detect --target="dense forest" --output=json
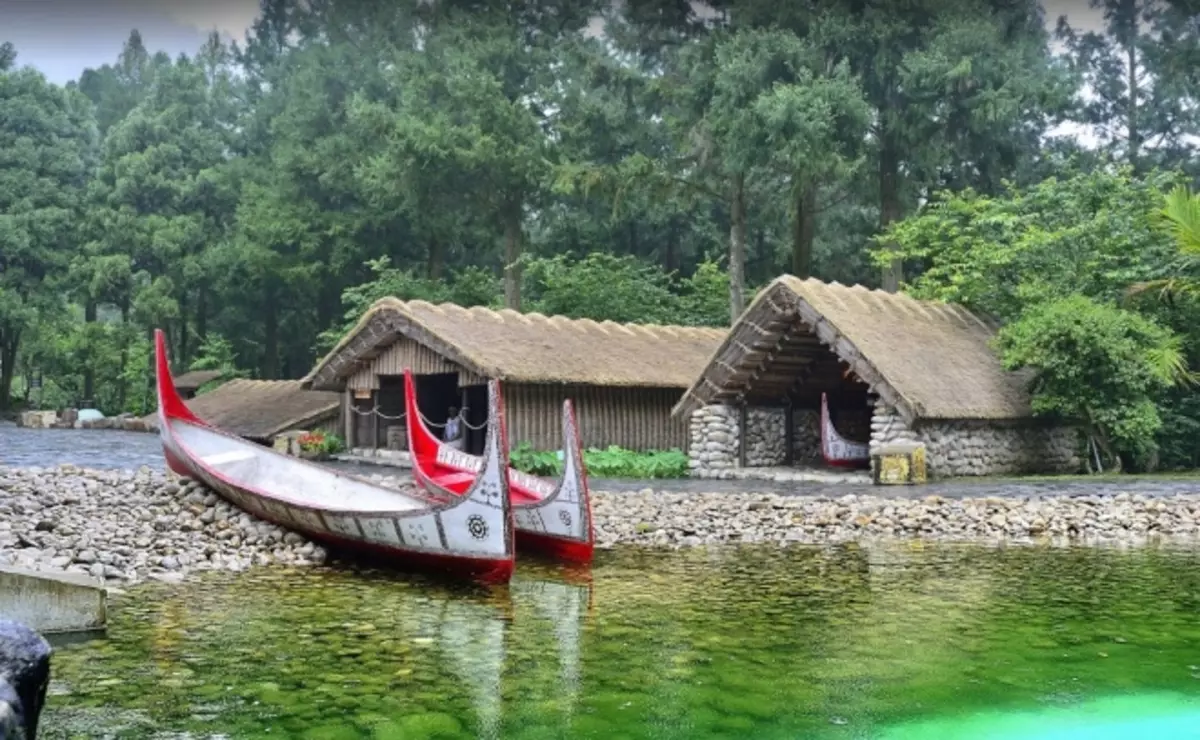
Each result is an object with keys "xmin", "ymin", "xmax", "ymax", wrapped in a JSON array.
[{"xmin": 2, "ymin": 0, "xmax": 1199, "ymax": 470}]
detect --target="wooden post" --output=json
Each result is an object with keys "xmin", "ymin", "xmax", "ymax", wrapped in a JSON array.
[
  {"xmin": 784, "ymin": 398, "xmax": 794, "ymax": 467},
  {"xmin": 738, "ymin": 403, "xmax": 748, "ymax": 468},
  {"xmin": 342, "ymin": 391, "xmax": 353, "ymax": 448},
  {"xmin": 372, "ymin": 389, "xmax": 380, "ymax": 449}
]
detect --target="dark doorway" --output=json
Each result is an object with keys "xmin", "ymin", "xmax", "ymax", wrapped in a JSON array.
[
  {"xmin": 377, "ymin": 376, "xmax": 406, "ymax": 448},
  {"xmin": 461, "ymin": 384, "xmax": 488, "ymax": 455},
  {"xmin": 411, "ymin": 373, "xmax": 461, "ymax": 448}
]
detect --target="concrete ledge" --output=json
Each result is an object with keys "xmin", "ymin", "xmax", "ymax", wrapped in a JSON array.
[{"xmin": 0, "ymin": 566, "xmax": 108, "ymax": 634}]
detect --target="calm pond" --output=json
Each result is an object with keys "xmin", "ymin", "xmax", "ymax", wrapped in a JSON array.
[{"xmin": 39, "ymin": 543, "xmax": 1200, "ymax": 739}]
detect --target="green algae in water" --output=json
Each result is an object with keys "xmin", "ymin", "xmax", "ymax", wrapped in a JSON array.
[
  {"xmin": 877, "ymin": 692, "xmax": 1200, "ymax": 739},
  {"xmin": 37, "ymin": 543, "xmax": 1200, "ymax": 739}
]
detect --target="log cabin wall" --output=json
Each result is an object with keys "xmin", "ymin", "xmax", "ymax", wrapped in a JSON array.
[
  {"xmin": 346, "ymin": 336, "xmax": 485, "ymax": 390},
  {"xmin": 505, "ymin": 383, "xmax": 689, "ymax": 452}
]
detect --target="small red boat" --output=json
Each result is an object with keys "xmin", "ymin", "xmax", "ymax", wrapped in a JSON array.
[
  {"xmin": 153, "ymin": 330, "xmax": 515, "ymax": 584},
  {"xmin": 404, "ymin": 369, "xmax": 595, "ymax": 564},
  {"xmin": 820, "ymin": 392, "xmax": 871, "ymax": 468}
]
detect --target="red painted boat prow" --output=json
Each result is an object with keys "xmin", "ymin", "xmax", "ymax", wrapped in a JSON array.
[
  {"xmin": 820, "ymin": 392, "xmax": 871, "ymax": 469},
  {"xmin": 152, "ymin": 329, "xmax": 515, "ymax": 585},
  {"xmin": 404, "ymin": 369, "xmax": 595, "ymax": 564}
]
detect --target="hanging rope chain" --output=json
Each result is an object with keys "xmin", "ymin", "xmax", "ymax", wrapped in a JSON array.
[{"xmin": 348, "ymin": 402, "xmax": 488, "ymax": 431}]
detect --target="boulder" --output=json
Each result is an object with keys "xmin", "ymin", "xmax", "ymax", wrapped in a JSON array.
[
  {"xmin": 0, "ymin": 619, "xmax": 52, "ymax": 740},
  {"xmin": 16, "ymin": 411, "xmax": 58, "ymax": 429}
]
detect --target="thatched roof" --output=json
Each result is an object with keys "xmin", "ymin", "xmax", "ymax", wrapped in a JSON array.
[
  {"xmin": 303, "ymin": 298, "xmax": 727, "ymax": 391},
  {"xmin": 144, "ymin": 379, "xmax": 340, "ymax": 440},
  {"xmin": 672, "ymin": 276, "xmax": 1036, "ymax": 423},
  {"xmin": 172, "ymin": 370, "xmax": 224, "ymax": 390}
]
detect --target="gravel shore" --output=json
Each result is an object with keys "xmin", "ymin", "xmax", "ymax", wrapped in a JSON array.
[{"xmin": 3, "ymin": 465, "xmax": 1200, "ymax": 586}]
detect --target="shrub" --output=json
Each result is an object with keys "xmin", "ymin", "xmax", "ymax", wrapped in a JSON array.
[{"xmin": 508, "ymin": 441, "xmax": 689, "ymax": 479}]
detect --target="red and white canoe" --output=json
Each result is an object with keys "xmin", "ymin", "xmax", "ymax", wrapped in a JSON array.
[
  {"xmin": 820, "ymin": 392, "xmax": 871, "ymax": 468},
  {"xmin": 153, "ymin": 330, "xmax": 515, "ymax": 585},
  {"xmin": 404, "ymin": 369, "xmax": 594, "ymax": 564}
]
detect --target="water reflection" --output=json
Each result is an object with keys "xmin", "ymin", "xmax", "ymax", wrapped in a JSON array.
[{"xmin": 39, "ymin": 544, "xmax": 1200, "ymax": 739}]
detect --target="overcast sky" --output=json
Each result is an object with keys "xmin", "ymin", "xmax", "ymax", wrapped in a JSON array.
[{"xmin": 2, "ymin": 0, "xmax": 1108, "ymax": 85}]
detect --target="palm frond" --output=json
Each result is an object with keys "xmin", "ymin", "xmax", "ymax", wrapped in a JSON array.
[{"xmin": 1160, "ymin": 185, "xmax": 1200, "ymax": 257}]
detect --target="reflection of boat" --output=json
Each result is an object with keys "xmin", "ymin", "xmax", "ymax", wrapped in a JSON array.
[
  {"xmin": 821, "ymin": 392, "xmax": 870, "ymax": 467},
  {"xmin": 154, "ymin": 329, "xmax": 515, "ymax": 584},
  {"xmin": 433, "ymin": 595, "xmax": 510, "ymax": 740},
  {"xmin": 512, "ymin": 571, "xmax": 594, "ymax": 716},
  {"xmin": 405, "ymin": 369, "xmax": 594, "ymax": 564}
]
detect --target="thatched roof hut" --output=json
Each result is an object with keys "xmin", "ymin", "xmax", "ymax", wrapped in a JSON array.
[
  {"xmin": 673, "ymin": 275, "xmax": 1035, "ymax": 424},
  {"xmin": 303, "ymin": 298, "xmax": 727, "ymax": 453},
  {"xmin": 144, "ymin": 379, "xmax": 340, "ymax": 441},
  {"xmin": 304, "ymin": 298, "xmax": 726, "ymax": 391}
]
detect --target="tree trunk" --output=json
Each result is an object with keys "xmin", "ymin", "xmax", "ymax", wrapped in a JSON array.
[
  {"xmin": 503, "ymin": 202, "xmax": 523, "ymax": 311},
  {"xmin": 263, "ymin": 299, "xmax": 279, "ymax": 380},
  {"xmin": 1126, "ymin": 20, "xmax": 1139, "ymax": 168},
  {"xmin": 117, "ymin": 300, "xmax": 129, "ymax": 411},
  {"xmin": 878, "ymin": 131, "xmax": 904, "ymax": 292},
  {"xmin": 665, "ymin": 218, "xmax": 679, "ymax": 273},
  {"xmin": 792, "ymin": 179, "xmax": 817, "ymax": 279},
  {"xmin": 728, "ymin": 172, "xmax": 747, "ymax": 323},
  {"xmin": 178, "ymin": 290, "xmax": 189, "ymax": 367},
  {"xmin": 83, "ymin": 301, "xmax": 97, "ymax": 403},
  {"xmin": 0, "ymin": 331, "xmax": 19, "ymax": 412},
  {"xmin": 426, "ymin": 237, "xmax": 443, "ymax": 281},
  {"xmin": 197, "ymin": 286, "xmax": 208, "ymax": 346}
]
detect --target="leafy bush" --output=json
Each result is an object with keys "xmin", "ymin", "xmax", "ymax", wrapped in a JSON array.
[
  {"xmin": 508, "ymin": 441, "xmax": 689, "ymax": 479},
  {"xmin": 995, "ymin": 295, "xmax": 1188, "ymax": 471}
]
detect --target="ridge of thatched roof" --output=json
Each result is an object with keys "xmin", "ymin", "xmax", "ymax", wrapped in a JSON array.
[
  {"xmin": 303, "ymin": 298, "xmax": 728, "ymax": 391},
  {"xmin": 143, "ymin": 379, "xmax": 340, "ymax": 440},
  {"xmin": 172, "ymin": 369, "xmax": 225, "ymax": 390},
  {"xmin": 672, "ymin": 275, "xmax": 1035, "ymax": 423}
]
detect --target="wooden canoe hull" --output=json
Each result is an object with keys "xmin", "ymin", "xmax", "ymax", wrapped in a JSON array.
[
  {"xmin": 820, "ymin": 392, "xmax": 871, "ymax": 469},
  {"xmin": 153, "ymin": 330, "xmax": 515, "ymax": 584},
  {"xmin": 405, "ymin": 369, "xmax": 595, "ymax": 564}
]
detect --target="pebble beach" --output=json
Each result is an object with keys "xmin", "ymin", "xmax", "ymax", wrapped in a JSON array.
[{"xmin": 5, "ymin": 464, "xmax": 1200, "ymax": 586}]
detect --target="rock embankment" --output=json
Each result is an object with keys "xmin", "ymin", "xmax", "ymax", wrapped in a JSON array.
[
  {"xmin": 594, "ymin": 489, "xmax": 1200, "ymax": 548},
  {"xmin": 3, "ymin": 465, "xmax": 1200, "ymax": 586},
  {"xmin": 0, "ymin": 466, "xmax": 328, "ymax": 585}
]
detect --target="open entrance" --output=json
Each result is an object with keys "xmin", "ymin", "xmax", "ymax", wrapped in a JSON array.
[
  {"xmin": 377, "ymin": 376, "xmax": 406, "ymax": 448},
  {"xmin": 693, "ymin": 314, "xmax": 874, "ymax": 474},
  {"xmin": 399, "ymin": 373, "xmax": 486, "ymax": 456}
]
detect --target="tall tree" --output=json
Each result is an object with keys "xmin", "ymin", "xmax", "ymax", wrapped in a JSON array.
[
  {"xmin": 0, "ymin": 49, "xmax": 96, "ymax": 408},
  {"xmin": 1056, "ymin": 0, "xmax": 1200, "ymax": 173}
]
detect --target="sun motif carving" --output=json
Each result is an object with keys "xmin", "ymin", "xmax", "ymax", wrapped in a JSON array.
[
  {"xmin": 558, "ymin": 509, "xmax": 572, "ymax": 527},
  {"xmin": 467, "ymin": 514, "xmax": 489, "ymax": 541}
]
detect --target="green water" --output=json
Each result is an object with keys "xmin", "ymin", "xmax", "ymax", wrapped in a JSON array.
[{"xmin": 39, "ymin": 543, "xmax": 1200, "ymax": 739}]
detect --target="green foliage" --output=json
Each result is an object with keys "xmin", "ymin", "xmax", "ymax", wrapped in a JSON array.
[
  {"xmin": 878, "ymin": 168, "xmax": 1184, "ymax": 321},
  {"xmin": 508, "ymin": 441, "xmax": 689, "ymax": 480},
  {"xmin": 995, "ymin": 295, "xmax": 1185, "ymax": 470}
]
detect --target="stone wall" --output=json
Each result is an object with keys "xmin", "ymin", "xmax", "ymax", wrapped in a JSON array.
[
  {"xmin": 744, "ymin": 408, "xmax": 787, "ymax": 466},
  {"xmin": 690, "ymin": 405, "xmax": 827, "ymax": 475},
  {"xmin": 870, "ymin": 399, "xmax": 1081, "ymax": 477},
  {"xmin": 688, "ymin": 405, "xmax": 739, "ymax": 477},
  {"xmin": 792, "ymin": 409, "xmax": 821, "ymax": 464}
]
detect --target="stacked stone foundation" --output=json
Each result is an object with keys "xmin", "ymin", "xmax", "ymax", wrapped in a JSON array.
[
  {"xmin": 689, "ymin": 399, "xmax": 1083, "ymax": 479},
  {"xmin": 869, "ymin": 399, "xmax": 1082, "ymax": 478}
]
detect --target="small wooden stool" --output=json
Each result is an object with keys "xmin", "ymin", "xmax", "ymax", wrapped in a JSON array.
[{"xmin": 871, "ymin": 440, "xmax": 928, "ymax": 485}]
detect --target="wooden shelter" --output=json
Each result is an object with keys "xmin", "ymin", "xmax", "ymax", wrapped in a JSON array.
[
  {"xmin": 143, "ymin": 379, "xmax": 340, "ymax": 443},
  {"xmin": 302, "ymin": 298, "xmax": 726, "ymax": 454},
  {"xmin": 674, "ymin": 276, "xmax": 1078, "ymax": 478},
  {"xmin": 171, "ymin": 370, "xmax": 225, "ymax": 400}
]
